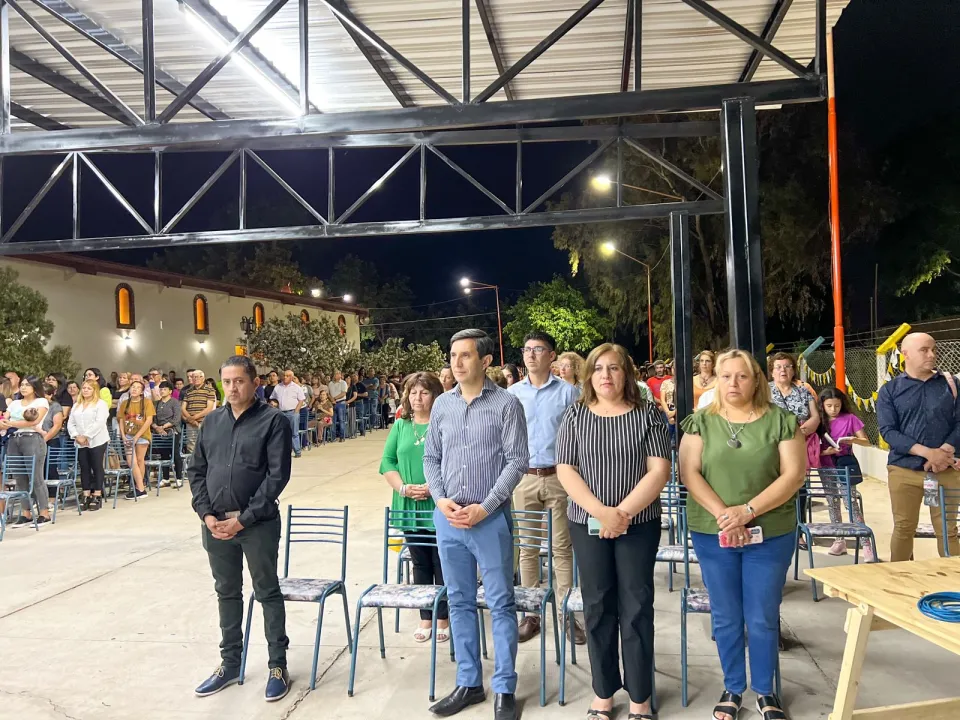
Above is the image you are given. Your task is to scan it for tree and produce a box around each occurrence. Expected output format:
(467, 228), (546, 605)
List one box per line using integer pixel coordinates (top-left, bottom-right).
(326, 254), (417, 347)
(503, 277), (613, 353)
(361, 337), (446, 375)
(0, 267), (80, 378)
(244, 313), (356, 374)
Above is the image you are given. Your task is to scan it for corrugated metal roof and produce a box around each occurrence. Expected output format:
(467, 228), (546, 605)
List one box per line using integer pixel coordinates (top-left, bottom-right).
(6, 0), (851, 132)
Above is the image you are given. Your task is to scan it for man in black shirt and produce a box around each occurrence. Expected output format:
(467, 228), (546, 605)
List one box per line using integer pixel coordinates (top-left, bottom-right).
(189, 355), (293, 702)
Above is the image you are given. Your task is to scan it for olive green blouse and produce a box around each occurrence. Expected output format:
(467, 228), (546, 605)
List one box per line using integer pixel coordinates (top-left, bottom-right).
(680, 405), (799, 538)
(379, 418), (435, 531)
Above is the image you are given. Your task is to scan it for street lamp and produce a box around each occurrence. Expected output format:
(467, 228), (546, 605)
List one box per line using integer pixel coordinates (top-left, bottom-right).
(460, 277), (504, 365)
(310, 288), (322, 298)
(601, 242), (654, 364)
(326, 293), (354, 303)
(591, 173), (683, 201)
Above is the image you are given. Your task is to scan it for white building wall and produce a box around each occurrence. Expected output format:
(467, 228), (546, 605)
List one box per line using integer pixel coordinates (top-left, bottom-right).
(0, 258), (361, 378)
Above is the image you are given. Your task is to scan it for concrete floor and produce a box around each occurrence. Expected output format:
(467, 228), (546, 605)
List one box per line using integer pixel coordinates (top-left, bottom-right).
(1, 432), (956, 720)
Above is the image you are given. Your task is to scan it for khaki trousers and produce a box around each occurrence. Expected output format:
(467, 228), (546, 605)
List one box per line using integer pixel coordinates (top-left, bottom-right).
(513, 472), (573, 604)
(887, 465), (960, 562)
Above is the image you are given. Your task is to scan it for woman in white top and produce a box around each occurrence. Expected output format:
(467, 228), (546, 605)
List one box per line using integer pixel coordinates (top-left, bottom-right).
(67, 380), (111, 512)
(0, 375), (51, 525)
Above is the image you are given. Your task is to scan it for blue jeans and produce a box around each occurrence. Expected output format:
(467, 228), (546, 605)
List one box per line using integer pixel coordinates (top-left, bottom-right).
(281, 410), (301, 454)
(435, 507), (518, 693)
(333, 402), (346, 439)
(690, 530), (795, 696)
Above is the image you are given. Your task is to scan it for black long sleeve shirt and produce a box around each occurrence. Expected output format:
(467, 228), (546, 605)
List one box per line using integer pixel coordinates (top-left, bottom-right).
(188, 399), (292, 528)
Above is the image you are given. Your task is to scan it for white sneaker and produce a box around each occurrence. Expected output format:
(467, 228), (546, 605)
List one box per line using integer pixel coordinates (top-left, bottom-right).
(828, 539), (848, 556)
(174, 477), (183, 489)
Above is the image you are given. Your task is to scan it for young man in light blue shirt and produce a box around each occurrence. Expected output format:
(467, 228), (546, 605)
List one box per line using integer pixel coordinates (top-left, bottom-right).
(508, 331), (584, 645)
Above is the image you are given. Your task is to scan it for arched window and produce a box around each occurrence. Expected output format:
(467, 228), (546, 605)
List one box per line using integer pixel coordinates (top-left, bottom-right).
(193, 295), (209, 335)
(253, 302), (265, 329)
(300, 310), (310, 324)
(115, 284), (135, 329)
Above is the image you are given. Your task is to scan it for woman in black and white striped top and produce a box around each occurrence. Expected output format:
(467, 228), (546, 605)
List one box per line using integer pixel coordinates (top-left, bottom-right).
(556, 343), (671, 720)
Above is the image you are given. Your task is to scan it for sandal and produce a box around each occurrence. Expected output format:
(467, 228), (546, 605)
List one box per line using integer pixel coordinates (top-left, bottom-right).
(436, 626), (450, 643)
(586, 710), (613, 720)
(413, 627), (432, 643)
(756, 695), (787, 720)
(713, 691), (742, 720)
(628, 714), (654, 719)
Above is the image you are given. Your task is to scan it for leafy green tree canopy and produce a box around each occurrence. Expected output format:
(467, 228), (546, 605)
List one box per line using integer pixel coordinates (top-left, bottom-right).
(244, 313), (355, 374)
(0, 267), (80, 378)
(360, 337), (446, 375)
(503, 277), (613, 354)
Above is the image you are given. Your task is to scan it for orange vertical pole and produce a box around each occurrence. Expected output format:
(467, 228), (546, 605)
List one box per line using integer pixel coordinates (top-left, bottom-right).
(827, 29), (845, 391)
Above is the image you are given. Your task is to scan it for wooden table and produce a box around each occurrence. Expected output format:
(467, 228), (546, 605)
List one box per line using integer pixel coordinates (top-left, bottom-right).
(806, 558), (960, 720)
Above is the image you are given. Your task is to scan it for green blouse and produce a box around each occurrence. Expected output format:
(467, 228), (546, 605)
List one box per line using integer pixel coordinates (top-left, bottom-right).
(680, 405), (798, 538)
(379, 418), (435, 531)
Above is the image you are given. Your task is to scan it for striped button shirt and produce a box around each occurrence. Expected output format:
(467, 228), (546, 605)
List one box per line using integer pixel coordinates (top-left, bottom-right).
(556, 401), (671, 525)
(424, 378), (529, 516)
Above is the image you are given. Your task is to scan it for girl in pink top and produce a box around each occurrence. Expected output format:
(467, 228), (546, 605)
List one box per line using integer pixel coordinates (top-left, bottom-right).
(818, 387), (874, 560)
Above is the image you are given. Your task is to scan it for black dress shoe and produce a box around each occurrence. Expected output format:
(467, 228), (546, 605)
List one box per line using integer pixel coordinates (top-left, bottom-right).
(429, 686), (485, 717)
(494, 693), (517, 720)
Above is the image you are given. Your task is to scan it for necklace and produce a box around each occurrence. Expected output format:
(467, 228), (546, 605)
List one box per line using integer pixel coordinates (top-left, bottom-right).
(698, 374), (715, 388)
(721, 408), (754, 449)
(412, 423), (429, 446)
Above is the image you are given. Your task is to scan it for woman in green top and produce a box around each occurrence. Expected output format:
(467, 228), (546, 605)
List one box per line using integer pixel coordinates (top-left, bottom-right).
(678, 349), (805, 720)
(379, 371), (449, 644)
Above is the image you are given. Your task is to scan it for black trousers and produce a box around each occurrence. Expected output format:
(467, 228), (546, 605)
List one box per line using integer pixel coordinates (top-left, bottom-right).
(156, 434), (183, 479)
(77, 444), (107, 493)
(406, 530), (448, 620)
(569, 518), (659, 703)
(201, 514), (289, 669)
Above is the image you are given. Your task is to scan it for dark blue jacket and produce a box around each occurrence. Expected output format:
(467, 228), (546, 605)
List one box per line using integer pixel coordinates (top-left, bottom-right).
(877, 371), (960, 470)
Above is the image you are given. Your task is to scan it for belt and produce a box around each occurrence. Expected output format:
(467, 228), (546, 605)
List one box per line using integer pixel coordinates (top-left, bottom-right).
(527, 466), (556, 477)
(225, 510), (241, 519)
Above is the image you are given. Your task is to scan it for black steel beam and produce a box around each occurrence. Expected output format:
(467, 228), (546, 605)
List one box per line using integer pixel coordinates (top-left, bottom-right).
(11, 101), (70, 130)
(176, 0), (308, 114)
(739, 0), (793, 83)
(298, 0), (308, 114)
(633, 0), (641, 92)
(670, 210), (693, 425)
(474, 0), (514, 101)
(329, 0), (413, 108)
(27, 0), (230, 120)
(678, 0), (809, 79)
(11, 49), (135, 125)
(0, 199), (723, 255)
(474, 0), (607, 103)
(815, 0), (826, 76)
(0, 78), (821, 156)
(0, 1), (10, 135)
(721, 97), (765, 365)
(620, 0), (633, 92)
(142, 0), (156, 121)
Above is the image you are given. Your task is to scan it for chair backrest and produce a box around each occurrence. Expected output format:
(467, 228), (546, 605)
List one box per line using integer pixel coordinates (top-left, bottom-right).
(2, 455), (36, 492)
(383, 508), (437, 584)
(45, 443), (78, 476)
(284, 505), (349, 581)
(298, 407), (309, 425)
(939, 485), (960, 558)
(105, 437), (130, 470)
(149, 433), (175, 457)
(513, 509), (553, 588)
(800, 468), (856, 522)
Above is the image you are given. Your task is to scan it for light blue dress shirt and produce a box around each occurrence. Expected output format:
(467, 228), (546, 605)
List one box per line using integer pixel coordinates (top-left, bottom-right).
(508, 373), (580, 468)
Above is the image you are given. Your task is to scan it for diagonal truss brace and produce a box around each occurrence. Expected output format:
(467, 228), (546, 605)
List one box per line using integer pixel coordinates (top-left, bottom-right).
(335, 144), (419, 224)
(739, 0), (794, 83)
(7, 0), (144, 125)
(77, 153), (153, 234)
(2, 151), (73, 242)
(622, 137), (723, 201)
(523, 137), (614, 214)
(159, 0), (289, 124)
(245, 149), (327, 225)
(162, 150), (240, 233)
(678, 0), (810, 79)
(427, 145), (513, 215)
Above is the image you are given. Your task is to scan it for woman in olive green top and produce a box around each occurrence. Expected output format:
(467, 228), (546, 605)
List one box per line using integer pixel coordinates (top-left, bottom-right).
(380, 371), (449, 643)
(678, 349), (805, 720)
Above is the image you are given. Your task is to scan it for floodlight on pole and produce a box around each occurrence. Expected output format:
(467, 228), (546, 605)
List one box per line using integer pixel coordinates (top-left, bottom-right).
(463, 287), (472, 295)
(458, 276), (504, 365)
(310, 288), (322, 298)
(590, 173), (683, 201)
(600, 241), (655, 363)
(460, 277), (470, 287)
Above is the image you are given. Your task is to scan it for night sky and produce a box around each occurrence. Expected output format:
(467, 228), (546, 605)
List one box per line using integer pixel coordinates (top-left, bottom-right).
(5, 0), (958, 332)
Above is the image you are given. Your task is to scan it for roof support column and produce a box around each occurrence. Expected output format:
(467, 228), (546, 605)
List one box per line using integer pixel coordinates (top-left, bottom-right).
(721, 97), (766, 366)
(0, 1), (12, 135)
(671, 210), (693, 425)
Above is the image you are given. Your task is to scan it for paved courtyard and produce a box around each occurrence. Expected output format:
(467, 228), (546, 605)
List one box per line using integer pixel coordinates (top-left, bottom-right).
(1, 433), (956, 719)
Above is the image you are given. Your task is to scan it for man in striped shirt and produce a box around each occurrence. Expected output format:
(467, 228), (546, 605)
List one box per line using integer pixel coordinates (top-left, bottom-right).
(424, 329), (528, 720)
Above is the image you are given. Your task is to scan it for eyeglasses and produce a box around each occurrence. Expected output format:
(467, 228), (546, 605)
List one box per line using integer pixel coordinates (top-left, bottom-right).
(522, 346), (549, 356)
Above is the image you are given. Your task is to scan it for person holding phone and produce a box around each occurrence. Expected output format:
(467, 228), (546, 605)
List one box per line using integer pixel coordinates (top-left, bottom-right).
(555, 343), (671, 720)
(678, 349), (805, 720)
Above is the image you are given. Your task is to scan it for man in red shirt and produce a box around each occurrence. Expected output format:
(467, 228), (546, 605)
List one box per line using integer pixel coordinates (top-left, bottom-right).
(646, 361), (672, 402)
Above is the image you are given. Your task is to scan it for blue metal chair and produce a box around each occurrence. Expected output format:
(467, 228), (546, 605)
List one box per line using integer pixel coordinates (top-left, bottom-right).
(356, 398), (369, 436)
(145, 434), (176, 496)
(794, 467), (878, 601)
(937, 485), (960, 557)
(348, 508), (451, 701)
(477, 509), (558, 707)
(298, 407), (311, 451)
(103, 435), (131, 509)
(240, 506), (352, 690)
(656, 478), (699, 592)
(45, 438), (81, 522)
(1, 455), (40, 539)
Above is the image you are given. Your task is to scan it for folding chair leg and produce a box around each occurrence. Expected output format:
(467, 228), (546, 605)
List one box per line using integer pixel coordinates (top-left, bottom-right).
(239, 593), (255, 685)
(680, 594), (689, 707)
(377, 609), (385, 659)
(558, 609), (567, 706)
(341, 590), (353, 652)
(478, 608), (488, 659)
(430, 614), (439, 702)
(74, 483), (82, 515)
(310, 599), (326, 690)
(551, 601), (560, 664)
(569, 610), (577, 665)
(806, 531), (819, 602)
(347, 602), (364, 697)
(51, 487), (59, 523)
(793, 527), (801, 580)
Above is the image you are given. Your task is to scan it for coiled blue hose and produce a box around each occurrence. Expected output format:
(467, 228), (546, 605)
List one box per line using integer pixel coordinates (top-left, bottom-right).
(917, 592), (960, 623)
